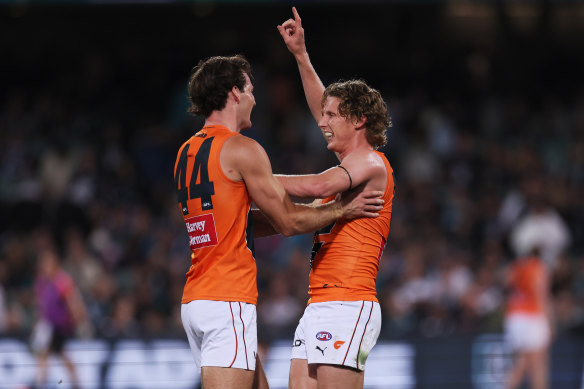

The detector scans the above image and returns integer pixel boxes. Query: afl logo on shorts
[316,331,332,341]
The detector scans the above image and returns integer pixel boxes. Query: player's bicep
[236,140,291,222]
[340,153,384,189]
[312,166,355,195]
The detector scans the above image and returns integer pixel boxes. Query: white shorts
[181,300,257,370]
[504,313,550,352]
[291,300,381,371]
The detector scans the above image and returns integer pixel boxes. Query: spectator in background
[101,294,139,339]
[258,272,302,343]
[62,229,104,300]
[31,248,92,389]
[509,177,571,270]
[390,244,434,328]
[504,246,552,389]
[461,263,503,333]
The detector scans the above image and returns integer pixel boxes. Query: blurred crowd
[1,4,584,347]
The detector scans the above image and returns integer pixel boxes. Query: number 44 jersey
[174,125,257,305]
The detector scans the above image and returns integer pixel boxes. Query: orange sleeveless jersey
[174,125,257,305]
[506,257,546,315]
[308,151,394,304]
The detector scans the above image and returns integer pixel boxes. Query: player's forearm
[294,52,325,121]
[275,174,334,198]
[284,201,342,236]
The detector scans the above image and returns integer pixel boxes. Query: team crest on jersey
[185,214,218,251]
[316,331,332,341]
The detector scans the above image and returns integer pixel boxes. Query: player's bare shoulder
[367,149,388,171]
[344,148,387,176]
[220,134,270,181]
[343,149,388,192]
[223,134,268,161]
[365,150,388,192]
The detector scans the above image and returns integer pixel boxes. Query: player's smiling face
[318,97,355,153]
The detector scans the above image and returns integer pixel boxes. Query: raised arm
[278,7,325,122]
[225,136,382,236]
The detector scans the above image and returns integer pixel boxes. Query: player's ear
[353,115,367,129]
[231,86,241,103]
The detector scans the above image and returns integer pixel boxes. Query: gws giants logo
[316,331,332,341]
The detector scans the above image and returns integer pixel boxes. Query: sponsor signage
[185,214,218,251]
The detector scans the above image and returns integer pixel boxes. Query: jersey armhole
[375,151,393,201]
[215,133,247,187]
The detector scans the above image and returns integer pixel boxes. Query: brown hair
[322,80,391,148]
[187,55,252,117]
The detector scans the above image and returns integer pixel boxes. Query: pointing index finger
[292,6,301,24]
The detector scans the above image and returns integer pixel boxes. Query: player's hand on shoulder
[340,189,384,220]
[277,6,306,57]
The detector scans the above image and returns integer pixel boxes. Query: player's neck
[205,108,239,133]
[338,133,374,161]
